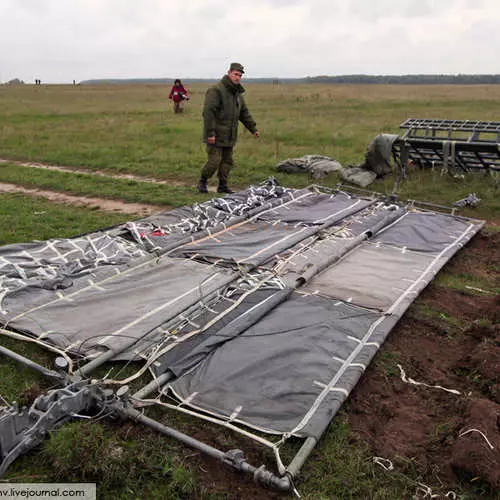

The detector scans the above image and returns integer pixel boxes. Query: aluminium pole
[0,345,64,382]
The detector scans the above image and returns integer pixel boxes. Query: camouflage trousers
[201,146,234,183]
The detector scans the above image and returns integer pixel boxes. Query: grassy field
[1,82,499,220]
[0,83,499,499]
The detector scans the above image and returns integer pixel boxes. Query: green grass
[434,270,500,294]
[0,192,128,245]
[1,83,500,196]
[0,163,208,209]
[40,421,204,499]
[1,83,499,499]
[409,302,469,332]
[5,420,209,500]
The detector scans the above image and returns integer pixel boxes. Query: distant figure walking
[198,62,259,194]
[168,79,189,114]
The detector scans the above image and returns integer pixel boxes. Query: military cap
[229,62,245,74]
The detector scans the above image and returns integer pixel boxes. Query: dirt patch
[19,383,44,406]
[0,158,218,192]
[0,181,161,216]
[442,229,500,285]
[347,231,499,492]
[450,398,500,488]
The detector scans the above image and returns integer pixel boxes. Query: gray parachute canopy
[0,179,483,441]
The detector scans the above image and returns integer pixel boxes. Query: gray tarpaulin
[2,255,234,357]
[167,293,382,437]
[256,192,371,225]
[0,181,484,446]
[171,195,372,266]
[158,200,482,439]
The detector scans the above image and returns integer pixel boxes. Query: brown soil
[348,231,500,493]
[19,383,44,406]
[0,181,161,216]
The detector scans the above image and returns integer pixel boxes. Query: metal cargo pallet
[398,118,500,172]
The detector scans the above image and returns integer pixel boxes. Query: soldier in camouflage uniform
[198,62,259,194]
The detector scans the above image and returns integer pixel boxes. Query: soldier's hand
[253,130,260,139]
[207,136,216,144]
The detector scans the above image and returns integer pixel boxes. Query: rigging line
[0,327,74,374]
[0,393,10,407]
[104,337,169,385]
[97,272,224,345]
[288,218,478,436]
[109,275,286,385]
[170,191,314,252]
[134,396,282,450]
[5,252,160,325]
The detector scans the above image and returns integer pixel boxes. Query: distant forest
[81,74,500,85]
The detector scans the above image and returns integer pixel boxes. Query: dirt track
[0,181,160,216]
[0,158,218,191]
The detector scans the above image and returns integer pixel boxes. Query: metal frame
[0,184,484,494]
[398,118,500,172]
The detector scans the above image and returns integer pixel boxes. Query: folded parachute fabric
[363,134,401,177]
[340,166,377,188]
[340,134,402,188]
[276,155,343,179]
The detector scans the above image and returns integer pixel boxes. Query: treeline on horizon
[80,74,500,85]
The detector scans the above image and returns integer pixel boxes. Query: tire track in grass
[0,181,160,216]
[0,158,216,191]
[0,158,217,214]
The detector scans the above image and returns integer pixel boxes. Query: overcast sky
[1,0,499,83]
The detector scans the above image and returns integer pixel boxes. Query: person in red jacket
[168,79,189,114]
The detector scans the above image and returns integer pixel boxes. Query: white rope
[414,483,457,499]
[0,393,10,408]
[134,396,281,450]
[286,314,387,437]
[105,273,282,385]
[397,364,461,395]
[464,285,495,295]
[0,327,74,374]
[372,456,394,471]
[414,482,441,499]
[387,222,476,315]
[97,272,223,345]
[458,428,495,450]
[5,250,158,325]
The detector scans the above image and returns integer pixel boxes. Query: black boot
[217,181,233,194]
[197,177,208,193]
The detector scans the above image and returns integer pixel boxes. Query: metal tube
[132,372,174,400]
[78,188,362,377]
[0,345,64,382]
[285,209,408,479]
[116,404,292,491]
[119,404,228,458]
[134,290,294,398]
[297,207,407,286]
[252,199,377,270]
[286,437,318,479]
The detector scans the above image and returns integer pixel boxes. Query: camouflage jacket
[202,75,257,147]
